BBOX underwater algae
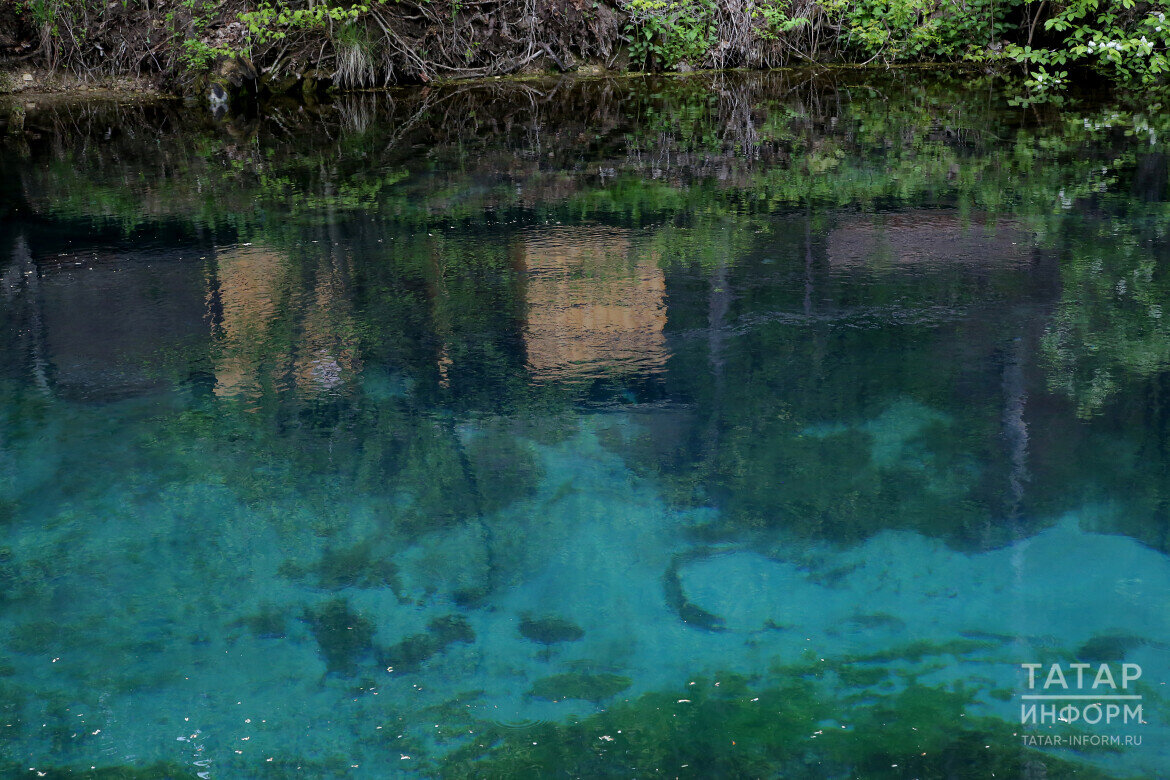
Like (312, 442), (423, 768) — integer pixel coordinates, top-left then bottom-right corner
(526, 672), (632, 703)
(304, 597), (377, 675)
(379, 615), (476, 672)
(518, 616), (586, 647)
(439, 675), (1116, 779)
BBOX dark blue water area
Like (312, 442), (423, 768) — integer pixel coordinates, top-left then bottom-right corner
(1, 72), (1169, 777)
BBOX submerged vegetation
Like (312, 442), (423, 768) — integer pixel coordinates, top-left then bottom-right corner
(2, 71), (1169, 777)
(2, 0), (1170, 97)
(441, 675), (1116, 778)
(518, 616), (587, 647)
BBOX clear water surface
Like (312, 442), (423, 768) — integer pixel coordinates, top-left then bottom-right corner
(2, 70), (1170, 778)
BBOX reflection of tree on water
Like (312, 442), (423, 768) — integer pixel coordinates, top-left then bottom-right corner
(1, 233), (49, 395)
(520, 226), (667, 384)
(1002, 335), (1030, 521)
(211, 245), (287, 400)
(4, 72), (1170, 553)
(211, 240), (360, 404)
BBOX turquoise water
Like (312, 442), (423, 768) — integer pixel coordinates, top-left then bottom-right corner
(2, 71), (1170, 777)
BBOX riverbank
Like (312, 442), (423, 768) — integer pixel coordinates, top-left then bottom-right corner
(1, 0), (1167, 106)
(0, 67), (163, 99)
(0, 69), (164, 145)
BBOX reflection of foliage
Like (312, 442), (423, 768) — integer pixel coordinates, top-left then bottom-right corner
(643, 318), (1012, 547)
(1042, 209), (1170, 418)
(8, 71), (1170, 553)
(11, 72), (1164, 232)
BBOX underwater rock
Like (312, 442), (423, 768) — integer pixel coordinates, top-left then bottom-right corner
(378, 633), (437, 671)
(378, 614), (475, 672)
(518, 616), (585, 646)
(304, 598), (375, 675)
(528, 672), (631, 703)
(429, 615), (476, 645)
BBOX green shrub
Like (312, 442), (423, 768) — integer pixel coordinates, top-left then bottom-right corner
(623, 0), (718, 68)
(1007, 1), (1170, 95)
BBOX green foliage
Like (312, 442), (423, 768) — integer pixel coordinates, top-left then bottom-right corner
(833, 0), (1018, 62)
(166, 0), (236, 70)
(751, 0), (809, 41)
(240, 1), (370, 46)
(623, 0), (718, 68)
(12, 0), (1170, 91)
(19, 0), (60, 29)
(1006, 1), (1170, 96)
(170, 0), (374, 72)
(180, 39), (233, 71)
